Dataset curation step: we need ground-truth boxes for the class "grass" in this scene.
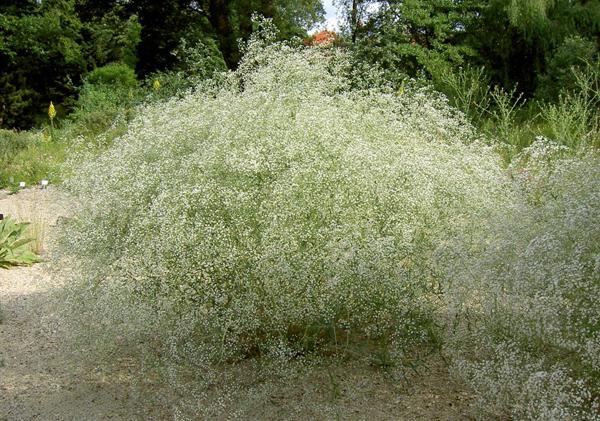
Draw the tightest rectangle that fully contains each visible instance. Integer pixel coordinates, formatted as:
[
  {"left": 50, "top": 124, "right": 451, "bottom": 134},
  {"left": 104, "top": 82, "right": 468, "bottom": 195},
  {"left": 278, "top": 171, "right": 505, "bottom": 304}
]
[{"left": 0, "top": 129, "right": 67, "bottom": 191}]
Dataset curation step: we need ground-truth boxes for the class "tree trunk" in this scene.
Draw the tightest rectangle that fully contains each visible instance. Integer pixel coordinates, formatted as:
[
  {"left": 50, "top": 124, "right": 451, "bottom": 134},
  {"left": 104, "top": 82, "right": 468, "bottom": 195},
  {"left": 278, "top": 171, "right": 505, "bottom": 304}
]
[
  {"left": 209, "top": 0, "right": 233, "bottom": 67},
  {"left": 351, "top": 0, "right": 358, "bottom": 43}
]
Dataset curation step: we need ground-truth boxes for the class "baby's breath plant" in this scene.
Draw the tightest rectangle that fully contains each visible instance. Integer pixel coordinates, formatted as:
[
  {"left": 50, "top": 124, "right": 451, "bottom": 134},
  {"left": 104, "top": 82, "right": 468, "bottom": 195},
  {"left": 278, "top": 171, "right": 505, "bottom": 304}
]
[
  {"left": 61, "top": 25, "right": 509, "bottom": 368},
  {"left": 441, "top": 140, "right": 600, "bottom": 419}
]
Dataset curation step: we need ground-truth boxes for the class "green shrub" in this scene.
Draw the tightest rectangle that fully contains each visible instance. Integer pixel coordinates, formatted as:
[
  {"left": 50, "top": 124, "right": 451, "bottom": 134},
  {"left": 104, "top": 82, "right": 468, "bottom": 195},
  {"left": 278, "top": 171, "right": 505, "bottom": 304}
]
[
  {"left": 539, "top": 58, "right": 600, "bottom": 150},
  {"left": 144, "top": 39, "right": 228, "bottom": 102},
  {"left": 0, "top": 216, "right": 42, "bottom": 268},
  {"left": 540, "top": 92, "right": 597, "bottom": 149},
  {"left": 59, "top": 62, "right": 141, "bottom": 140},
  {"left": 85, "top": 63, "right": 138, "bottom": 89},
  {"left": 61, "top": 35, "right": 509, "bottom": 365},
  {"left": 63, "top": 65, "right": 142, "bottom": 144},
  {"left": 171, "top": 38, "right": 227, "bottom": 80},
  {"left": 537, "top": 36, "right": 598, "bottom": 102},
  {"left": 434, "top": 65, "right": 492, "bottom": 126}
]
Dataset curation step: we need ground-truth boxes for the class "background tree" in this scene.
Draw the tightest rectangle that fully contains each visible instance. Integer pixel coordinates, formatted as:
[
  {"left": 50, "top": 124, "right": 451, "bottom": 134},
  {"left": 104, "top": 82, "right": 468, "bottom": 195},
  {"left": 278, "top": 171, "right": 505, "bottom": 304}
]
[
  {"left": 451, "top": 0, "right": 600, "bottom": 95},
  {"left": 335, "top": 0, "right": 599, "bottom": 96},
  {"left": 337, "top": 0, "right": 478, "bottom": 85},
  {"left": 0, "top": 0, "right": 324, "bottom": 128},
  {"left": 0, "top": 0, "right": 86, "bottom": 128}
]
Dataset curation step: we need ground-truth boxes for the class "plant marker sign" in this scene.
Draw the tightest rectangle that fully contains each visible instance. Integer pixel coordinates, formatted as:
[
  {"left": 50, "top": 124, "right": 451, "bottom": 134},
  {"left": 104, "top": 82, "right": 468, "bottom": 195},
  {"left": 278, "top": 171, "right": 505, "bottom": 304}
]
[
  {"left": 41, "top": 180, "right": 49, "bottom": 189},
  {"left": 19, "top": 181, "right": 26, "bottom": 189}
]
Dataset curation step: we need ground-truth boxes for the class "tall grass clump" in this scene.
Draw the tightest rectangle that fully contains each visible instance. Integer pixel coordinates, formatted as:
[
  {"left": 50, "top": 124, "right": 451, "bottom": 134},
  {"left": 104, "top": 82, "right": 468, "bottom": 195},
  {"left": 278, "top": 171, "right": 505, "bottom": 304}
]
[
  {"left": 540, "top": 58, "right": 600, "bottom": 151},
  {"left": 0, "top": 129, "right": 66, "bottom": 189},
  {"left": 61, "top": 24, "right": 511, "bottom": 368},
  {"left": 441, "top": 139, "right": 600, "bottom": 419}
]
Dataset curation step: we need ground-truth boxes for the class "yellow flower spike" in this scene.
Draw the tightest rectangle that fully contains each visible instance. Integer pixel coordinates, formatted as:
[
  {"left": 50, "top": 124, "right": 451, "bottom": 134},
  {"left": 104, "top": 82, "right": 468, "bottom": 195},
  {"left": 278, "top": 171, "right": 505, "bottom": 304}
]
[
  {"left": 153, "top": 79, "right": 161, "bottom": 91},
  {"left": 48, "top": 101, "right": 56, "bottom": 119},
  {"left": 397, "top": 81, "right": 405, "bottom": 96}
]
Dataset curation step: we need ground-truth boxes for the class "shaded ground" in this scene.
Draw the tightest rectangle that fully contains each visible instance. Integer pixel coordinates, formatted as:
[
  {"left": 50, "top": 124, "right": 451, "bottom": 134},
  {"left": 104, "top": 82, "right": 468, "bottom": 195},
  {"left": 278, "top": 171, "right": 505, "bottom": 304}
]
[
  {"left": 0, "top": 188, "right": 163, "bottom": 420},
  {"left": 0, "top": 188, "right": 476, "bottom": 420}
]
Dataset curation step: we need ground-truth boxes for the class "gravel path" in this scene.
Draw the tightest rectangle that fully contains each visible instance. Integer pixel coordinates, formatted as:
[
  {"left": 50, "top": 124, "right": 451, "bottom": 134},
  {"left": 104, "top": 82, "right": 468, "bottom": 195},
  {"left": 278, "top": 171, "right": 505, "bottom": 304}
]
[{"left": 0, "top": 189, "right": 160, "bottom": 420}]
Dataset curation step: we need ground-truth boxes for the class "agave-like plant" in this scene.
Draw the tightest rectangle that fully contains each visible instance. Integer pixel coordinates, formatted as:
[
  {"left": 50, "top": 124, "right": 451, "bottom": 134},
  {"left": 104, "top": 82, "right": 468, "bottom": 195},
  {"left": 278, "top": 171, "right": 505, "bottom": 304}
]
[{"left": 0, "top": 216, "right": 42, "bottom": 269}]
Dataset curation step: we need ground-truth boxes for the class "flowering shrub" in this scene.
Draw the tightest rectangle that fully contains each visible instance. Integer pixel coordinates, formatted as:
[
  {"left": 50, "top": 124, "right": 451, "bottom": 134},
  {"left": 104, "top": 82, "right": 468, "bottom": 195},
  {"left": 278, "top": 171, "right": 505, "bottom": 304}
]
[
  {"left": 60, "top": 23, "right": 600, "bottom": 418},
  {"left": 62, "top": 30, "right": 509, "bottom": 366},
  {"left": 441, "top": 141, "right": 600, "bottom": 419}
]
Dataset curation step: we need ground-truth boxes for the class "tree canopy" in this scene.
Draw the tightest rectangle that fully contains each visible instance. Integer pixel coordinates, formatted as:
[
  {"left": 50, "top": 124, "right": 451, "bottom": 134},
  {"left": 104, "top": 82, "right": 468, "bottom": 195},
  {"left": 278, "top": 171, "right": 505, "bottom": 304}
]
[
  {"left": 0, "top": 0, "right": 324, "bottom": 128},
  {"left": 1, "top": 0, "right": 599, "bottom": 129},
  {"left": 337, "top": 0, "right": 599, "bottom": 95}
]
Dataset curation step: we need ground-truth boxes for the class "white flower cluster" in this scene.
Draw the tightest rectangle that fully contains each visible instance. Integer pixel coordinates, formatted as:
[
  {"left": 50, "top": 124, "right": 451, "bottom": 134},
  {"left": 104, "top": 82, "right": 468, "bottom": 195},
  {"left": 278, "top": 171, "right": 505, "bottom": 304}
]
[
  {"left": 62, "top": 32, "right": 508, "bottom": 364},
  {"left": 61, "top": 25, "right": 599, "bottom": 418},
  {"left": 443, "top": 150, "right": 600, "bottom": 419}
]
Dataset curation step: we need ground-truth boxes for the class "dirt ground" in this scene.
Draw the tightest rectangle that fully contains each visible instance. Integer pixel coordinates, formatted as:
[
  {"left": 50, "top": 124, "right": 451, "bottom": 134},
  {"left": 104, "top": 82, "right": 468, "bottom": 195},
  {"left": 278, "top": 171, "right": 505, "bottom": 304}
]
[
  {"left": 0, "top": 188, "right": 477, "bottom": 420},
  {"left": 0, "top": 188, "right": 160, "bottom": 420}
]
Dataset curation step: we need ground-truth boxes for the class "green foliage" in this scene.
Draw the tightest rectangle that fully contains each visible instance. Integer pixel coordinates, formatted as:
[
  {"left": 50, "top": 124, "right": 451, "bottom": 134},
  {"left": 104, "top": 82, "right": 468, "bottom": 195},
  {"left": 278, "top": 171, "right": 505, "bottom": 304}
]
[
  {"left": 143, "top": 38, "right": 228, "bottom": 101},
  {"left": 539, "top": 58, "right": 600, "bottom": 150},
  {"left": 537, "top": 36, "right": 598, "bottom": 101},
  {"left": 64, "top": 63, "right": 140, "bottom": 141},
  {"left": 348, "top": 0, "right": 477, "bottom": 87},
  {"left": 432, "top": 55, "right": 600, "bottom": 158},
  {"left": 472, "top": 0, "right": 600, "bottom": 95},
  {"left": 0, "top": 129, "right": 68, "bottom": 189},
  {"left": 505, "top": 0, "right": 556, "bottom": 32},
  {"left": 0, "top": 129, "right": 35, "bottom": 161},
  {"left": 82, "top": 12, "right": 141, "bottom": 69},
  {"left": 435, "top": 65, "right": 492, "bottom": 126},
  {"left": 1, "top": 0, "right": 327, "bottom": 128},
  {"left": 0, "top": 0, "right": 86, "bottom": 128},
  {"left": 0, "top": 216, "right": 42, "bottom": 268},
  {"left": 487, "top": 86, "right": 527, "bottom": 148},
  {"left": 334, "top": 0, "right": 599, "bottom": 100},
  {"left": 0, "top": 0, "right": 142, "bottom": 129},
  {"left": 171, "top": 38, "right": 227, "bottom": 80},
  {"left": 85, "top": 63, "right": 138, "bottom": 89},
  {"left": 214, "top": 0, "right": 325, "bottom": 66},
  {"left": 540, "top": 91, "right": 599, "bottom": 150},
  {"left": 62, "top": 85, "right": 135, "bottom": 146}
]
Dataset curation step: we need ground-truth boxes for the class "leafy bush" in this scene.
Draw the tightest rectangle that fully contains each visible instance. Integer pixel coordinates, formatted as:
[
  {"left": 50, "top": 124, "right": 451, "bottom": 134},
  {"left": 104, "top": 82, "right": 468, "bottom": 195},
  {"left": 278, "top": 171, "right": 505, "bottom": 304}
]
[
  {"left": 537, "top": 36, "right": 598, "bottom": 102},
  {"left": 441, "top": 142, "right": 600, "bottom": 419},
  {"left": 85, "top": 63, "right": 138, "bottom": 90},
  {"left": 171, "top": 38, "right": 227, "bottom": 81},
  {"left": 62, "top": 34, "right": 509, "bottom": 365},
  {"left": 67, "top": 84, "right": 133, "bottom": 139},
  {"left": 144, "top": 39, "right": 228, "bottom": 102},
  {"left": 539, "top": 57, "right": 600, "bottom": 150},
  {"left": 0, "top": 216, "right": 42, "bottom": 269},
  {"left": 59, "top": 62, "right": 140, "bottom": 141},
  {"left": 540, "top": 92, "right": 598, "bottom": 150}
]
